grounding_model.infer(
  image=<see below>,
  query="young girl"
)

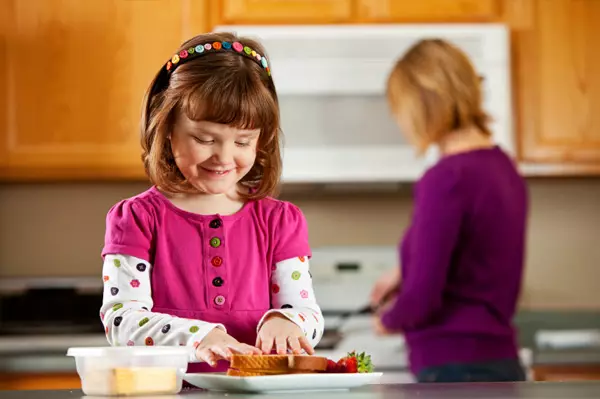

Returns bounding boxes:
[371,39,528,383]
[99,32,324,373]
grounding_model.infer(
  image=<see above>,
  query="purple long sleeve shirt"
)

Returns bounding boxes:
[381,146,528,374]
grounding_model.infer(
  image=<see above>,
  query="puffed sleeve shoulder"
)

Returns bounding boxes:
[101,198,155,262]
[272,201,312,264]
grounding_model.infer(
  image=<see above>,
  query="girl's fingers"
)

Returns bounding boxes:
[298,335,315,355]
[287,336,303,355]
[245,344,263,355]
[196,348,217,366]
[260,335,275,355]
[210,345,233,361]
[230,343,262,355]
[255,336,262,350]
[275,335,288,355]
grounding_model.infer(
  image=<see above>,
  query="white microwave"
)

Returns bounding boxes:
[214,24,513,183]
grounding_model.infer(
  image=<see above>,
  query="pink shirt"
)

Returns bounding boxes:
[101,186,314,372]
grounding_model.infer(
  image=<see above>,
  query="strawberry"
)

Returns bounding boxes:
[336,351,374,373]
[326,359,339,373]
[336,356,357,373]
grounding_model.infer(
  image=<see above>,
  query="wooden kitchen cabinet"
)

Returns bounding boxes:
[214,0,501,25]
[2,0,600,180]
[511,0,600,171]
[0,373,81,390]
[0,0,8,172]
[0,0,208,180]
[211,0,353,25]
[356,0,502,23]
[532,365,600,381]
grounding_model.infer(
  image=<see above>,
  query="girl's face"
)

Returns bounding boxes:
[170,111,259,196]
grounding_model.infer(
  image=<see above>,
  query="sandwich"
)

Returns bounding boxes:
[226,351,374,376]
[226,354,328,376]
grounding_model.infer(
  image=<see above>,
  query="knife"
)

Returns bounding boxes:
[334,285,399,321]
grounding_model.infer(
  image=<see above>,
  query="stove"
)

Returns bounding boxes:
[310,245,398,311]
[309,246,409,372]
[0,278,104,337]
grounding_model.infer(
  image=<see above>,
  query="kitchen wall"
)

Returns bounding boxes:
[0,178,599,309]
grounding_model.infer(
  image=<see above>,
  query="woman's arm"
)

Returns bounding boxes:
[380,168,463,331]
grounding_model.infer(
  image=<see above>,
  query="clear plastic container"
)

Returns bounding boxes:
[67,346,192,396]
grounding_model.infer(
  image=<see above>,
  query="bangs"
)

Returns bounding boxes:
[178,73,278,134]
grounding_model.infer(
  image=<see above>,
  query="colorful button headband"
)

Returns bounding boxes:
[165,41,270,76]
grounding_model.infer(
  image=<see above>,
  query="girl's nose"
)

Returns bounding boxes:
[213,142,235,164]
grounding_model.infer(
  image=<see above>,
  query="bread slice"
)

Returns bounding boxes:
[226,369,318,377]
[227,354,328,377]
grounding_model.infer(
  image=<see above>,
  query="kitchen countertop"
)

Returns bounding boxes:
[0,334,107,373]
[1,381,599,398]
[1,309,600,373]
[2,333,599,375]
[0,335,107,355]
[0,332,411,374]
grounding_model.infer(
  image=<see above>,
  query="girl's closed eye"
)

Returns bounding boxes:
[192,135,214,145]
[235,132,259,148]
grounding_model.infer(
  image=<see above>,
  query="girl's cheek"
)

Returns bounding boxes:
[239,149,257,168]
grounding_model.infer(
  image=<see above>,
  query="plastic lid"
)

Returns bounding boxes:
[67,346,193,357]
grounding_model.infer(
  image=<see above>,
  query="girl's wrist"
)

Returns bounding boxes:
[263,312,287,323]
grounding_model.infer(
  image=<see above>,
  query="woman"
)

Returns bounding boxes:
[371,39,528,383]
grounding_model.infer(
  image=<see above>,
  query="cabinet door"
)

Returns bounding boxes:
[0,373,81,390]
[0,0,207,180]
[0,1,8,170]
[356,0,501,22]
[214,0,352,24]
[532,365,600,381]
[514,0,600,168]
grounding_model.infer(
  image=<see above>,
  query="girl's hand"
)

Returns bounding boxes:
[195,327,262,367]
[256,313,314,355]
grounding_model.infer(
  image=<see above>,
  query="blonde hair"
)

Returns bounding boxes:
[386,39,491,154]
[140,32,281,201]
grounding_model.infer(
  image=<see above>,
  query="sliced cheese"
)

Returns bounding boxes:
[83,367,178,396]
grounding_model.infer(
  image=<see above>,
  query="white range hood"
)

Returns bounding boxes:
[214,24,513,183]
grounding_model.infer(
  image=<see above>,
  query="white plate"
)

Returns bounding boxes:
[184,372,383,393]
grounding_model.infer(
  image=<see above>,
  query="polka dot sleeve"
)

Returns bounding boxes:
[257,256,324,349]
[100,254,225,362]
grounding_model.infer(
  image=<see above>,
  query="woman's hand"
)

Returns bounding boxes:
[372,315,402,336]
[372,296,402,336]
[372,315,389,335]
[195,327,262,367]
[256,313,314,355]
[370,267,401,308]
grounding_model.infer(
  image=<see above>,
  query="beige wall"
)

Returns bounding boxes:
[0,178,599,309]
